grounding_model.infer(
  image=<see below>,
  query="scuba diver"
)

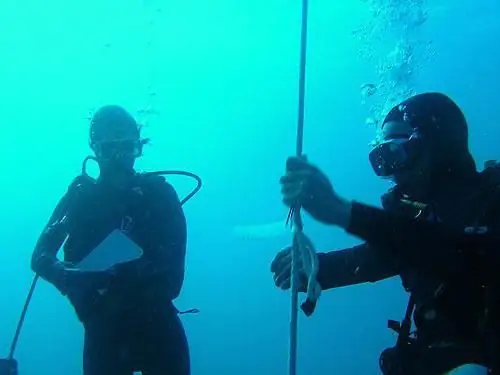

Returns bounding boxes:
[271,92,500,375]
[31,105,191,375]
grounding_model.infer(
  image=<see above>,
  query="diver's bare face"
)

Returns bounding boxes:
[99,153,135,175]
[94,140,137,184]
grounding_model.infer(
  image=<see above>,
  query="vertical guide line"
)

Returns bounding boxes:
[288,1,309,375]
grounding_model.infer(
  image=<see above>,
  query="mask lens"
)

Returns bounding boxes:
[96,140,141,160]
[369,139,410,177]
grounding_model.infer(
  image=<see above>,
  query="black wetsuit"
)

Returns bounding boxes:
[315,170,500,375]
[31,174,190,375]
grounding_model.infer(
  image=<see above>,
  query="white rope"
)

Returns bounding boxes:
[294,229,321,304]
[289,224,322,375]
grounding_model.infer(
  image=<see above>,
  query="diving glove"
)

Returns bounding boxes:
[64,267,116,290]
[50,260,116,295]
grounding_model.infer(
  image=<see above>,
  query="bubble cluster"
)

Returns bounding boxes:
[353,0,433,133]
[136,2,163,129]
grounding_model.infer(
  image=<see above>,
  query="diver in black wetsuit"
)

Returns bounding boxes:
[31,105,190,375]
[271,93,500,375]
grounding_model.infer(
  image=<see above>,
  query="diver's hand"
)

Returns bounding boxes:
[280,156,353,228]
[63,266,117,291]
[270,246,308,291]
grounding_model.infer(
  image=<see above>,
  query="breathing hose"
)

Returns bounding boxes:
[81,156,202,205]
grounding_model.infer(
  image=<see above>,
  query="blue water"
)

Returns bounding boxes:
[0,0,498,374]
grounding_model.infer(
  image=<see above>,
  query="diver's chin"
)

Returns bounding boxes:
[98,160,136,184]
[393,172,409,188]
[394,173,430,199]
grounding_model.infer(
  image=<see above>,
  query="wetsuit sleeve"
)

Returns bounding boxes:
[317,243,398,290]
[31,193,71,294]
[345,201,500,280]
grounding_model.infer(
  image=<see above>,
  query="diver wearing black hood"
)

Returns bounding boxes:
[271,93,500,374]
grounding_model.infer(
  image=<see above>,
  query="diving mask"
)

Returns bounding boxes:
[93,139,145,161]
[369,132,421,177]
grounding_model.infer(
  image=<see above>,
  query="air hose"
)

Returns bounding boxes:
[81,156,202,205]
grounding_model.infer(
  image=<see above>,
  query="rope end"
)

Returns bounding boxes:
[300,298,317,317]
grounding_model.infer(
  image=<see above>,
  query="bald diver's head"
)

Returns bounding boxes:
[89,105,145,183]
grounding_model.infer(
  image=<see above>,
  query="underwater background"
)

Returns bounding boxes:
[0,0,499,374]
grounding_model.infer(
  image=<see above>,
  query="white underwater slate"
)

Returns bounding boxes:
[77,229,144,272]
